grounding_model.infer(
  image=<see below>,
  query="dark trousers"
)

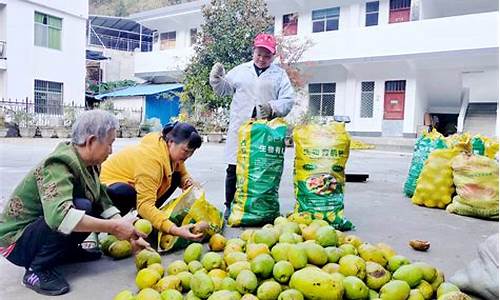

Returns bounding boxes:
[6,198,99,272]
[106,172,182,216]
[225,164,237,209]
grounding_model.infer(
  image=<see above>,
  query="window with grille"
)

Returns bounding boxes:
[34,80,63,114]
[160,31,176,50]
[365,1,379,26]
[283,13,298,36]
[390,0,411,10]
[385,80,406,92]
[360,81,375,118]
[34,12,62,50]
[312,7,340,33]
[309,83,336,116]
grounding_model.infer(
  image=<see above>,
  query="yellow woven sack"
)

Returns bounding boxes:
[412,148,462,208]
[484,137,499,159]
[451,153,499,209]
[445,133,471,152]
[293,122,353,230]
[157,186,223,252]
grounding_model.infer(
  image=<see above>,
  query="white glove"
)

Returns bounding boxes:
[209,63,225,86]
[257,103,273,119]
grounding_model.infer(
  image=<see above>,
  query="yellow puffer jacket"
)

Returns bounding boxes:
[101,132,190,233]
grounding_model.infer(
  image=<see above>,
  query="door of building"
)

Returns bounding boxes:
[389,0,411,23]
[383,80,406,120]
[145,94,180,125]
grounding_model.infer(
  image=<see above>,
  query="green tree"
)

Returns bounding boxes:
[181,0,273,110]
[115,0,128,16]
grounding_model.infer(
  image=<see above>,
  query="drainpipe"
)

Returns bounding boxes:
[456,88,469,133]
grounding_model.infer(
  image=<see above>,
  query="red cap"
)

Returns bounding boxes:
[253,33,276,54]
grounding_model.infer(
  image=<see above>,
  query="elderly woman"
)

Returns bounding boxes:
[0,110,148,296]
[100,122,204,244]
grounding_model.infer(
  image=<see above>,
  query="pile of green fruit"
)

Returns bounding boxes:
[113,214,470,300]
[101,218,154,260]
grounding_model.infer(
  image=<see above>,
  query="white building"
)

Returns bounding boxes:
[0,0,87,110]
[131,0,499,137]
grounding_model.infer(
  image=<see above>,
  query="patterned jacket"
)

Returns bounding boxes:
[0,142,120,248]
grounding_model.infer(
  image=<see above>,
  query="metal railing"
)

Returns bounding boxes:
[0,98,142,128]
[89,32,152,52]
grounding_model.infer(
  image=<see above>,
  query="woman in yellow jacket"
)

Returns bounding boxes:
[100,122,203,241]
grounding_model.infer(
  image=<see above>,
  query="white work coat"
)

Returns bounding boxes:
[212,61,295,164]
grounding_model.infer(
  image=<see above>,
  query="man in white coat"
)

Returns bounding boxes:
[209,33,295,219]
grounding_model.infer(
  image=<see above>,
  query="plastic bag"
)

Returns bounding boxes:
[450,234,499,300]
[471,135,486,156]
[228,118,288,226]
[472,135,499,159]
[158,186,223,252]
[293,121,353,231]
[412,148,462,208]
[403,129,446,197]
[446,153,499,219]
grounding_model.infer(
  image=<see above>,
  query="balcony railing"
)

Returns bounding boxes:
[89,32,152,52]
[0,41,5,59]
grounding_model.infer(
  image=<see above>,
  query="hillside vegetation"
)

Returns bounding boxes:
[89,0,195,16]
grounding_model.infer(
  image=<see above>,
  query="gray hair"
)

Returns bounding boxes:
[71,110,118,145]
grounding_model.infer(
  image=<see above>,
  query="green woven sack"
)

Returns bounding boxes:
[228,119,288,226]
[403,130,446,197]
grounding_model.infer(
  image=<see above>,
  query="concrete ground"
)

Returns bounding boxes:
[0,138,497,299]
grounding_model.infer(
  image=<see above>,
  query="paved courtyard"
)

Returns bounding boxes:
[0,138,497,299]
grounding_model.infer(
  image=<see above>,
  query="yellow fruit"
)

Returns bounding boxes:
[136,268,161,290]
[225,251,248,266]
[113,290,134,300]
[339,254,366,280]
[209,234,227,251]
[134,219,153,236]
[177,271,193,291]
[202,252,224,271]
[167,260,188,275]
[289,267,343,300]
[108,240,133,259]
[240,229,255,242]
[147,263,164,277]
[257,280,282,300]
[160,289,183,300]
[246,243,270,260]
[136,288,161,300]
[184,243,203,263]
[376,242,397,260]
[344,235,363,248]
[236,270,258,294]
[208,268,227,280]
[393,264,424,288]
[135,249,162,270]
[100,235,118,255]
[358,243,388,266]
[191,271,215,298]
[154,275,182,292]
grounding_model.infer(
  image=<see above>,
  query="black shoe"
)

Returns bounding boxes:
[63,245,102,264]
[22,268,70,296]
